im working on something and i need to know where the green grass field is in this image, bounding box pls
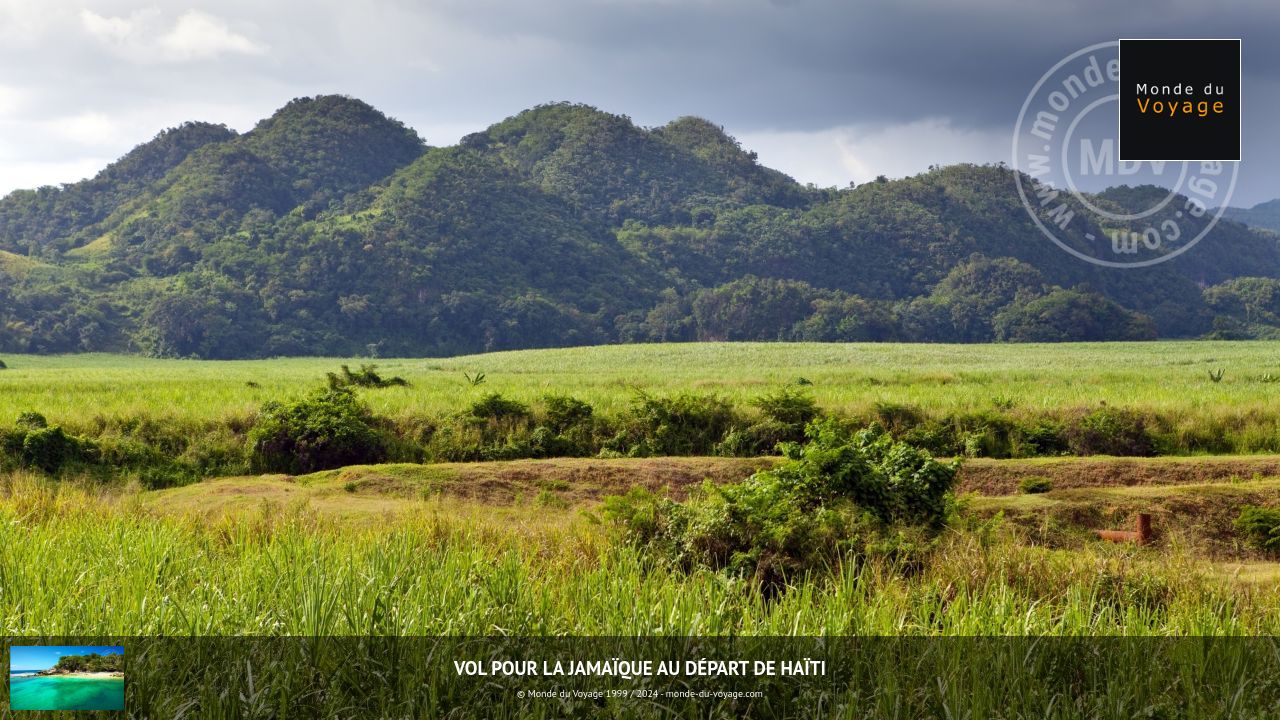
[3,341,1280,426]
[2,343,1279,644]
[2,468,1278,637]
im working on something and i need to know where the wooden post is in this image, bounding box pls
[1135,513,1152,545]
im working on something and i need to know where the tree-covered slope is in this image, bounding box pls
[465,103,815,225]
[1222,199,1280,234]
[2,96,1279,357]
[0,122,236,255]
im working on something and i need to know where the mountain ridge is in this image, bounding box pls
[1,95,1278,357]
[1222,198,1280,234]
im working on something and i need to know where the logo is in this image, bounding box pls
[1012,41,1238,268]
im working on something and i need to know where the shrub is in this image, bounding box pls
[608,392,739,457]
[604,420,959,592]
[1234,506,1280,555]
[752,387,819,428]
[716,419,796,457]
[249,389,390,474]
[0,428,23,465]
[952,412,1018,458]
[468,393,531,422]
[16,411,47,430]
[21,425,93,474]
[521,425,577,459]
[542,395,594,434]
[1017,418,1067,456]
[1019,476,1053,494]
[1064,406,1155,456]
[872,402,925,434]
[0,359,7,369]
[718,387,822,455]
[326,364,408,390]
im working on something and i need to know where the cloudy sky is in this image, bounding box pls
[1,0,1277,205]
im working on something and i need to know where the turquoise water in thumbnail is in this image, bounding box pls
[9,674,125,711]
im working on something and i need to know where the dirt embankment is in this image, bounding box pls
[957,456,1280,495]
[402,454,1280,501]
[336,456,781,505]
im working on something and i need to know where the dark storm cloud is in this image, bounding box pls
[1,0,1276,203]
[407,0,1280,130]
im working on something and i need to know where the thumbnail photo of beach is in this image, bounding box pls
[8,645,125,711]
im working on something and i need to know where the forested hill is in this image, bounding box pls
[1223,199,1280,234]
[2,95,1280,358]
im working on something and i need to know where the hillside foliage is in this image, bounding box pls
[3,97,1280,357]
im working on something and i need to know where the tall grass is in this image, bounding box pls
[6,343,1280,466]
[1,341,1280,424]
[1,473,1276,638]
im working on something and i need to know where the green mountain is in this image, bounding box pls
[0,121,236,255]
[2,96,1279,357]
[1222,199,1280,234]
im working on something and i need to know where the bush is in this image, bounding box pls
[0,359,7,369]
[21,425,95,474]
[249,389,390,474]
[2,412,96,475]
[1234,506,1280,555]
[542,395,593,434]
[16,411,47,430]
[468,393,531,422]
[1017,418,1068,456]
[607,392,740,457]
[718,387,822,455]
[1019,476,1053,494]
[326,364,408,390]
[0,428,23,464]
[752,387,819,428]
[716,419,796,457]
[604,420,959,592]
[1064,406,1155,456]
[872,402,925,434]
[952,411,1018,458]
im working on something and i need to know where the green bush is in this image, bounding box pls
[716,419,796,457]
[249,389,390,474]
[1017,418,1067,456]
[468,393,531,422]
[542,395,593,433]
[1019,476,1053,494]
[607,391,740,457]
[0,427,23,465]
[752,387,819,428]
[1065,406,1155,456]
[16,411,47,430]
[1234,506,1280,555]
[326,364,408,390]
[21,425,94,474]
[952,411,1018,458]
[604,420,959,592]
[718,387,821,455]
[872,402,925,434]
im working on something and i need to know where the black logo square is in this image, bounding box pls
[1119,39,1240,161]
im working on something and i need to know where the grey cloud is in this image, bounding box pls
[0,0,1275,203]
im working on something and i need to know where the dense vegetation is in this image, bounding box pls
[8,341,1280,488]
[50,652,123,674]
[4,96,1280,357]
[605,419,959,592]
[2,469,1278,639]
[1223,199,1280,234]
